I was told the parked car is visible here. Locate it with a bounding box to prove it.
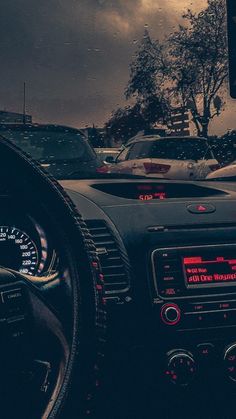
[0,123,102,179]
[94,147,120,164]
[104,136,219,180]
[206,162,236,180]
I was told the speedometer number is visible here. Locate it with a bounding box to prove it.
[0,227,39,275]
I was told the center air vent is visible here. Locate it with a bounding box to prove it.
[86,220,131,297]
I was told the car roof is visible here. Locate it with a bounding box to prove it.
[0,123,86,137]
[127,135,208,145]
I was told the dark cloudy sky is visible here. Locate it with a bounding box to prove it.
[0,0,235,134]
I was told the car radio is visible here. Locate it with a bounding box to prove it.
[152,244,236,330]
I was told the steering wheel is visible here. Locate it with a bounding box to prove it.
[0,137,105,418]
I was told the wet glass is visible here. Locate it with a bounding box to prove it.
[0,0,235,181]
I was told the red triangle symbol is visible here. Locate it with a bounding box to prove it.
[197,205,206,212]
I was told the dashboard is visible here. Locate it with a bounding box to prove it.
[3,177,236,418]
[60,178,236,419]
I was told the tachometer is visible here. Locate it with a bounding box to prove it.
[0,226,39,275]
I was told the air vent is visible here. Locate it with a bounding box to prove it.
[86,220,130,297]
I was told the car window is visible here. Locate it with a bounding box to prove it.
[127,142,152,160]
[116,147,130,162]
[150,140,213,161]
[0,129,95,162]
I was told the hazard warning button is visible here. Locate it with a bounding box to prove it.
[187,204,216,214]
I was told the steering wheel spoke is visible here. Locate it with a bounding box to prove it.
[0,268,68,347]
[0,268,28,343]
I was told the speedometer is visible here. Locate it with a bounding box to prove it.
[0,226,39,275]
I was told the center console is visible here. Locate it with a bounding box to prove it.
[151,243,236,391]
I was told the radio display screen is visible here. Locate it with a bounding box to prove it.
[183,254,236,287]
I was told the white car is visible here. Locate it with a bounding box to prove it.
[206,162,236,180]
[106,136,219,180]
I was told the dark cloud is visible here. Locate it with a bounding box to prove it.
[0,0,234,134]
[0,0,132,125]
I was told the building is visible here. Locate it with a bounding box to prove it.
[0,110,32,124]
[168,107,190,136]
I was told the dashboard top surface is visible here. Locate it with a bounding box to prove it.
[60,179,236,232]
[61,179,236,206]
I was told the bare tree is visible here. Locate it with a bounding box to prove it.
[168,0,228,137]
[106,0,228,140]
[106,31,168,143]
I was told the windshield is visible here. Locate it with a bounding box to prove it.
[0,128,96,162]
[1,0,235,181]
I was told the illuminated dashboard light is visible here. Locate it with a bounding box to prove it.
[161,303,181,326]
[138,192,167,201]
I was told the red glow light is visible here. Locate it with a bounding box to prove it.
[139,194,154,201]
[184,257,202,264]
[196,205,208,212]
[184,256,236,285]
[138,192,167,201]
[154,192,166,199]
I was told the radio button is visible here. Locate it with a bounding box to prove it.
[184,313,208,329]
[190,303,206,312]
[215,310,236,326]
[197,343,215,360]
[161,260,180,273]
[165,307,179,322]
[218,302,231,310]
[158,250,178,259]
[161,303,181,325]
[160,287,181,297]
[193,313,207,327]
[162,274,179,282]
[216,301,236,311]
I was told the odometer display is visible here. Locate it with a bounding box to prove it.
[0,226,39,275]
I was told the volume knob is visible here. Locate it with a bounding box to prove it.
[161,303,181,325]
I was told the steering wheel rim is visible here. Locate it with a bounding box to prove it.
[0,137,106,418]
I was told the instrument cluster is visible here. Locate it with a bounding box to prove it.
[0,215,56,277]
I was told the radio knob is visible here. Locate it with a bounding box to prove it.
[161,303,181,325]
[224,343,236,382]
[165,350,196,386]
